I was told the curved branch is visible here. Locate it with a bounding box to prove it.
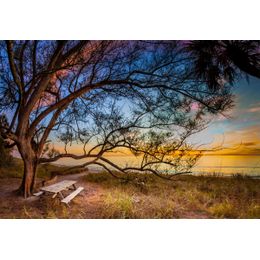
[6,41,23,95]
[91,162,127,180]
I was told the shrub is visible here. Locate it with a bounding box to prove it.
[102,191,135,218]
[209,201,237,218]
[247,203,260,218]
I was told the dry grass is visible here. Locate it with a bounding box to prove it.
[0,171,259,219]
[83,172,260,219]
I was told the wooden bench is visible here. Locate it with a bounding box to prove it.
[32,180,84,206]
[61,187,84,205]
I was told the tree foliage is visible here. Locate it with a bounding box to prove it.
[184,40,260,90]
[0,40,235,196]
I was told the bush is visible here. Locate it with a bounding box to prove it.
[209,201,237,218]
[102,191,135,218]
[0,136,14,168]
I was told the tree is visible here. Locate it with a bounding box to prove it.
[184,40,260,90]
[0,40,233,198]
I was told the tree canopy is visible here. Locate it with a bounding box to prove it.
[185,40,260,90]
[0,40,234,197]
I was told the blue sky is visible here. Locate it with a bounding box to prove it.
[191,76,260,154]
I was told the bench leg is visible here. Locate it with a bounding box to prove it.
[52,193,58,199]
[73,184,77,190]
[58,192,65,199]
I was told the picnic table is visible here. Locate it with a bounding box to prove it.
[34,180,84,205]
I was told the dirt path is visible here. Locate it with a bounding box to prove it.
[58,172,107,218]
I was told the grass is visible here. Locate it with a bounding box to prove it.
[208,201,237,218]
[83,171,260,219]
[0,169,259,218]
[247,204,260,218]
[102,190,135,218]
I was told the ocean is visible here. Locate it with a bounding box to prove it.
[194,155,260,176]
[58,155,260,176]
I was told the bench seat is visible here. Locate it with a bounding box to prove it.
[61,187,84,204]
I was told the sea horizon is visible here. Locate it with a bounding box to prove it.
[52,154,260,176]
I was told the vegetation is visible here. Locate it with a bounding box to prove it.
[185,40,260,90]
[0,170,259,219]
[0,157,67,180]
[0,135,13,168]
[0,40,259,219]
[0,40,234,197]
[85,172,260,218]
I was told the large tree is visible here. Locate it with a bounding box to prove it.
[0,41,233,198]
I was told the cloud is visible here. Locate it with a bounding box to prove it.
[242,141,258,147]
[207,125,260,155]
[247,106,260,113]
[245,101,260,113]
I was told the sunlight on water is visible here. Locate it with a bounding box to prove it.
[57,154,260,176]
[194,155,260,176]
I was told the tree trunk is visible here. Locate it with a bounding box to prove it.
[18,159,37,198]
[17,142,38,198]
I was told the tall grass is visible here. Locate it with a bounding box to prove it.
[84,171,260,219]
[0,170,259,219]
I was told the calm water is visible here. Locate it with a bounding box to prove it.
[59,155,260,176]
[194,155,260,176]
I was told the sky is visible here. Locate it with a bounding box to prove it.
[3,44,260,159]
[54,75,260,163]
[191,76,260,155]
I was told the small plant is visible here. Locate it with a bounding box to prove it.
[151,200,177,218]
[84,172,113,183]
[102,191,134,218]
[22,206,33,219]
[209,201,237,218]
[46,210,58,219]
[246,203,260,218]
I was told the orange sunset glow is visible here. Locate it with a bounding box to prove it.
[47,75,260,178]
